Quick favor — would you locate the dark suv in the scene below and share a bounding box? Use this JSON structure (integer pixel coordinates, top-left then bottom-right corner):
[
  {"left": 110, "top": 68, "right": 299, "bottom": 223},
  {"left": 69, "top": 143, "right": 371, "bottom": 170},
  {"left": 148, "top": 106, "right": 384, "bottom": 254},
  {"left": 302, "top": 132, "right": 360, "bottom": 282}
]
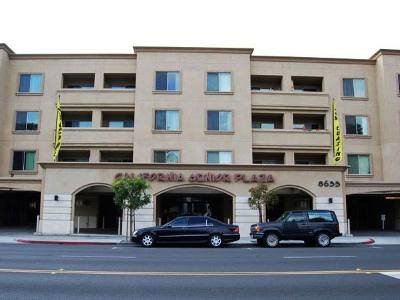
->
[{"left": 250, "top": 210, "right": 341, "bottom": 247}]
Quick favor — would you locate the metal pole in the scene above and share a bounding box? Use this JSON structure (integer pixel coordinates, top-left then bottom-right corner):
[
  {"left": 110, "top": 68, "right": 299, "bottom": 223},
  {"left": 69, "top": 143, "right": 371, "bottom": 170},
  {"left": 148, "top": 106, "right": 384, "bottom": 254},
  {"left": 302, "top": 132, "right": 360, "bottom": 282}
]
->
[
  {"left": 126, "top": 209, "right": 129, "bottom": 241},
  {"left": 347, "top": 218, "right": 351, "bottom": 236},
  {"left": 118, "top": 217, "right": 121, "bottom": 235},
  {"left": 102, "top": 216, "right": 105, "bottom": 230},
  {"left": 158, "top": 217, "right": 162, "bottom": 226},
  {"left": 227, "top": 218, "right": 230, "bottom": 225},
  {"left": 36, "top": 215, "right": 40, "bottom": 234},
  {"left": 77, "top": 216, "right": 80, "bottom": 234}
]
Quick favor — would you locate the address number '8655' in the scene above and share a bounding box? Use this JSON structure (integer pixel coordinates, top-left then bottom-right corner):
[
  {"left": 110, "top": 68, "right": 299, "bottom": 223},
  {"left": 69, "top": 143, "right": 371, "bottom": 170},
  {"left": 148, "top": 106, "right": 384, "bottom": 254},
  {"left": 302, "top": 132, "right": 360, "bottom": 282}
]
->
[{"left": 318, "top": 180, "right": 340, "bottom": 187}]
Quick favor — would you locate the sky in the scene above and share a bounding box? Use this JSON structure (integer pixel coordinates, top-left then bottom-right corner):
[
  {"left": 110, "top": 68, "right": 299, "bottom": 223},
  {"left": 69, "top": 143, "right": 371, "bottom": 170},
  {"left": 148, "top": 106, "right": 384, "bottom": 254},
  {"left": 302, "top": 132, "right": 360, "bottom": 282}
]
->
[{"left": 0, "top": 0, "right": 398, "bottom": 58}]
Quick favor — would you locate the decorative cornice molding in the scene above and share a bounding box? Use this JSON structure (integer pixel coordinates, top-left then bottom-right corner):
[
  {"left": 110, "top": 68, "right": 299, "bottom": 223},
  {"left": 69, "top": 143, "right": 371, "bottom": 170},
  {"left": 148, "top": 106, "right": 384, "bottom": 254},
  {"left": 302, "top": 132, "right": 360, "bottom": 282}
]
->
[
  {"left": 39, "top": 162, "right": 346, "bottom": 172},
  {"left": 133, "top": 46, "right": 254, "bottom": 55},
  {"left": 370, "top": 49, "right": 400, "bottom": 60},
  {"left": 10, "top": 53, "right": 136, "bottom": 60},
  {"left": 0, "top": 43, "right": 14, "bottom": 55},
  {"left": 251, "top": 55, "right": 375, "bottom": 65}
]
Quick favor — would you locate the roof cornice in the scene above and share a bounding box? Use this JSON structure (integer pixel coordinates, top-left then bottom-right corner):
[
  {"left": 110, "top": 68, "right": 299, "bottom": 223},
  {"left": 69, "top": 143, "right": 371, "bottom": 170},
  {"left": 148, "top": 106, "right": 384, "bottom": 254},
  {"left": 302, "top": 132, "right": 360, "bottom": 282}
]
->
[
  {"left": 370, "top": 49, "right": 400, "bottom": 60},
  {"left": 251, "top": 55, "right": 375, "bottom": 65},
  {"left": 0, "top": 43, "right": 15, "bottom": 55},
  {"left": 9, "top": 53, "right": 136, "bottom": 60},
  {"left": 133, "top": 46, "right": 254, "bottom": 55}
]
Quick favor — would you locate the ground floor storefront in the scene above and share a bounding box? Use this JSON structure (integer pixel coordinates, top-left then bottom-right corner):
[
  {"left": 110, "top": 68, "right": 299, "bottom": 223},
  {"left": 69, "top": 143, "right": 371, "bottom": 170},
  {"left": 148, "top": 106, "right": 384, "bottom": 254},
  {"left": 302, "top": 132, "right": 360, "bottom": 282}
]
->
[{"left": 34, "top": 163, "right": 347, "bottom": 235}]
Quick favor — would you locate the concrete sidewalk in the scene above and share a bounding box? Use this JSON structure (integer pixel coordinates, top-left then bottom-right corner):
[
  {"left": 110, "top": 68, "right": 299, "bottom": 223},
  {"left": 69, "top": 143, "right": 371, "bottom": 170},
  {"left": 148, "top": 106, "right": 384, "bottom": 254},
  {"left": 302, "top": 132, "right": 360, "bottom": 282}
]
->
[{"left": 0, "top": 233, "right": 399, "bottom": 245}]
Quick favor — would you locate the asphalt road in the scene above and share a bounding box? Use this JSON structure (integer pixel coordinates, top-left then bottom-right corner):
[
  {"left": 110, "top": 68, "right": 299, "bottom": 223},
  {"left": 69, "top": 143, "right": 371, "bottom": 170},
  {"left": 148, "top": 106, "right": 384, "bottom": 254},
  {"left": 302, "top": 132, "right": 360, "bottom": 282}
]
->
[{"left": 0, "top": 243, "right": 399, "bottom": 299}]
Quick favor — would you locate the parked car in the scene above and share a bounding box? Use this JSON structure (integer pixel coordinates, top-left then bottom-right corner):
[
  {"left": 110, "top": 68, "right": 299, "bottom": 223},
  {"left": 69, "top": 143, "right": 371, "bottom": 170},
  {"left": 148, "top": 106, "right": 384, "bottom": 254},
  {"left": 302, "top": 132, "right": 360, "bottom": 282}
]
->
[
  {"left": 132, "top": 216, "right": 240, "bottom": 247},
  {"left": 250, "top": 210, "right": 341, "bottom": 247}
]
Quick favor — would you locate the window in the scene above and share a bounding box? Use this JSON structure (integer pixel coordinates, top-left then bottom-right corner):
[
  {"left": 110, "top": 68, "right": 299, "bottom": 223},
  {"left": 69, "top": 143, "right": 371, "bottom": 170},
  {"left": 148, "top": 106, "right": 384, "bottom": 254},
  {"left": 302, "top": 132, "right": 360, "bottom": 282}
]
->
[
  {"left": 294, "top": 153, "right": 326, "bottom": 165},
  {"left": 154, "top": 150, "right": 180, "bottom": 163},
  {"left": 15, "top": 112, "right": 39, "bottom": 131},
  {"left": 12, "top": 151, "right": 36, "bottom": 171},
  {"left": 58, "top": 150, "right": 90, "bottom": 162},
  {"left": 307, "top": 211, "right": 334, "bottom": 223},
  {"left": 154, "top": 110, "right": 180, "bottom": 131},
  {"left": 252, "top": 114, "right": 283, "bottom": 129},
  {"left": 18, "top": 74, "right": 43, "bottom": 93},
  {"left": 253, "top": 153, "right": 284, "bottom": 164},
  {"left": 207, "top": 151, "right": 232, "bottom": 164},
  {"left": 348, "top": 154, "right": 371, "bottom": 175},
  {"left": 343, "top": 79, "right": 366, "bottom": 98},
  {"left": 155, "top": 71, "right": 180, "bottom": 91},
  {"left": 207, "top": 72, "right": 231, "bottom": 92},
  {"left": 207, "top": 111, "right": 232, "bottom": 131},
  {"left": 62, "top": 74, "right": 95, "bottom": 89},
  {"left": 63, "top": 112, "right": 92, "bottom": 128},
  {"left": 170, "top": 217, "right": 187, "bottom": 227},
  {"left": 345, "top": 116, "right": 368, "bottom": 135},
  {"left": 286, "top": 212, "right": 306, "bottom": 222},
  {"left": 188, "top": 217, "right": 207, "bottom": 226}
]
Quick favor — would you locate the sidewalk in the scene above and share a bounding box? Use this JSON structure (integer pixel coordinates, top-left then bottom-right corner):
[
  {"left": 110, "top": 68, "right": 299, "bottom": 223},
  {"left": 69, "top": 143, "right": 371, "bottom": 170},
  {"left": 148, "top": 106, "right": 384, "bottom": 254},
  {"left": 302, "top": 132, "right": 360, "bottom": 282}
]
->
[{"left": 0, "top": 233, "right": 399, "bottom": 246}]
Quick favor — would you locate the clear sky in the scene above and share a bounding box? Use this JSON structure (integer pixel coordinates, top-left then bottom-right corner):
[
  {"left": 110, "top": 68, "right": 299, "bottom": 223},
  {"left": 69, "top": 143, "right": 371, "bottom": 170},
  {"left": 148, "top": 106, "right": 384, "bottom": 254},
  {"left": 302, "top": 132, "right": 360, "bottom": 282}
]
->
[{"left": 1, "top": 0, "right": 398, "bottom": 58}]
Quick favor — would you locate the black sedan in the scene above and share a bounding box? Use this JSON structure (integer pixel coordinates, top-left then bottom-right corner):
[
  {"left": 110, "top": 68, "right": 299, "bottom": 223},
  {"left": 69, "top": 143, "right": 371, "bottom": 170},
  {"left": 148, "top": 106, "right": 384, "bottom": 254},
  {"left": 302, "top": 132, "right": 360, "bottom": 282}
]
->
[{"left": 132, "top": 216, "right": 240, "bottom": 247}]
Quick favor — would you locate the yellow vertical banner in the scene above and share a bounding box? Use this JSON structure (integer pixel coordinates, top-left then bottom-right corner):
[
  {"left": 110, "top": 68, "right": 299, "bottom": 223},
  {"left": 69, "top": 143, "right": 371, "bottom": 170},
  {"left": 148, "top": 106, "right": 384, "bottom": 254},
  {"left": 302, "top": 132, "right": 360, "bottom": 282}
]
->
[
  {"left": 332, "top": 98, "right": 343, "bottom": 164},
  {"left": 52, "top": 95, "right": 63, "bottom": 161}
]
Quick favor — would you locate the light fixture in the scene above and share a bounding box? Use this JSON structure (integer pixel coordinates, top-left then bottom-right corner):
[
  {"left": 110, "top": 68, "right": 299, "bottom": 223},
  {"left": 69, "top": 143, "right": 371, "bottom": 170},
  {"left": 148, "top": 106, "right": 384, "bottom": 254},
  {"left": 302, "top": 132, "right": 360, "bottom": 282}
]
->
[
  {"left": 328, "top": 197, "right": 333, "bottom": 204},
  {"left": 54, "top": 195, "right": 59, "bottom": 201}
]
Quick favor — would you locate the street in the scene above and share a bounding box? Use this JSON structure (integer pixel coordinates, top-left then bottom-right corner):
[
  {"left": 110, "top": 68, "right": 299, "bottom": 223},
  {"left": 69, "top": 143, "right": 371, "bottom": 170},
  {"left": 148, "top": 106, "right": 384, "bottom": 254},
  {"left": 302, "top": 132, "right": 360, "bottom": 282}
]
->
[{"left": 0, "top": 243, "right": 399, "bottom": 299}]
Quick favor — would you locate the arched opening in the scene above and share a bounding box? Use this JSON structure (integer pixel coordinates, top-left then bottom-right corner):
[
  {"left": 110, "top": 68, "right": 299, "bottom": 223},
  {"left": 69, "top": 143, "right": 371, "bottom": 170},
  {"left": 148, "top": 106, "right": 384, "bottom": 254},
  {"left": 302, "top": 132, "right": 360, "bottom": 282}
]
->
[
  {"left": 266, "top": 186, "right": 313, "bottom": 221},
  {"left": 156, "top": 185, "right": 233, "bottom": 225},
  {"left": 73, "top": 185, "right": 122, "bottom": 234},
  {"left": 0, "top": 189, "right": 40, "bottom": 232}
]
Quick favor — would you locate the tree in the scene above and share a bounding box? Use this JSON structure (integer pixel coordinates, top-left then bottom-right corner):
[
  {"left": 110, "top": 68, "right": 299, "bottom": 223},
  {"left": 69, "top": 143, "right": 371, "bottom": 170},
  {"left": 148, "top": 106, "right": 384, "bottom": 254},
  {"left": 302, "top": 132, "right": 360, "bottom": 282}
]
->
[
  {"left": 112, "top": 176, "right": 151, "bottom": 238},
  {"left": 248, "top": 183, "right": 278, "bottom": 223}
]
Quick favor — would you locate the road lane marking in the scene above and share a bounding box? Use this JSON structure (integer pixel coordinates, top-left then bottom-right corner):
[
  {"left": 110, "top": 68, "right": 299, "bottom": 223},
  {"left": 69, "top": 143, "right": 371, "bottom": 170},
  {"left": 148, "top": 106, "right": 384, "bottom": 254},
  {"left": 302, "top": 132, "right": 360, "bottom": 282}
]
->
[
  {"left": 0, "top": 268, "right": 398, "bottom": 277},
  {"left": 60, "top": 255, "right": 136, "bottom": 259},
  {"left": 380, "top": 272, "right": 400, "bottom": 280},
  {"left": 283, "top": 256, "right": 356, "bottom": 259}
]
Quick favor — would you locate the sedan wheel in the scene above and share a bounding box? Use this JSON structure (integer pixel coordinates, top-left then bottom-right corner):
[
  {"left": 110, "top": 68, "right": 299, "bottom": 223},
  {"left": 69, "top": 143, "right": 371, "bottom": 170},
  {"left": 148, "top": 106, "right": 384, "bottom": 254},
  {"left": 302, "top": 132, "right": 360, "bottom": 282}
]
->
[
  {"left": 316, "top": 233, "right": 331, "bottom": 247},
  {"left": 141, "top": 234, "right": 154, "bottom": 247},
  {"left": 265, "top": 233, "right": 279, "bottom": 248},
  {"left": 209, "top": 234, "right": 223, "bottom": 248}
]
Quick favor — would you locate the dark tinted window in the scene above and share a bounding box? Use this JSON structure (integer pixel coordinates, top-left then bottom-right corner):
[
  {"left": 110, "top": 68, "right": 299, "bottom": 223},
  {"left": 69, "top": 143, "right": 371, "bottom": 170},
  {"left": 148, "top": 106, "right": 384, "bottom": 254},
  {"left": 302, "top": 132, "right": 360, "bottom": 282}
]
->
[
  {"left": 286, "top": 212, "right": 306, "bottom": 222},
  {"left": 188, "top": 217, "right": 207, "bottom": 226},
  {"left": 307, "top": 211, "right": 334, "bottom": 222},
  {"left": 170, "top": 217, "right": 187, "bottom": 227},
  {"left": 206, "top": 218, "right": 224, "bottom": 226}
]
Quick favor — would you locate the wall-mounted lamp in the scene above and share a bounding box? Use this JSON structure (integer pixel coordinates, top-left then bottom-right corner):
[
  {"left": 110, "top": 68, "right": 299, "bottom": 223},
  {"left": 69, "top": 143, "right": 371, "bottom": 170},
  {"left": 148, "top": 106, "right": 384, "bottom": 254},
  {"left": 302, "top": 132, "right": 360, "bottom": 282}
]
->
[
  {"left": 328, "top": 197, "right": 333, "bottom": 204},
  {"left": 54, "top": 195, "right": 59, "bottom": 201}
]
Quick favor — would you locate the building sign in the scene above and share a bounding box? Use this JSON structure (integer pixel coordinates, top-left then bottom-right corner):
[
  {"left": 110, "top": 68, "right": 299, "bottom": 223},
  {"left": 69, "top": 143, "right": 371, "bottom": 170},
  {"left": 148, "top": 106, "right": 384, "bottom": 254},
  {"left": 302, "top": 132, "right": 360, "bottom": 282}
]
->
[{"left": 114, "top": 172, "right": 274, "bottom": 184}]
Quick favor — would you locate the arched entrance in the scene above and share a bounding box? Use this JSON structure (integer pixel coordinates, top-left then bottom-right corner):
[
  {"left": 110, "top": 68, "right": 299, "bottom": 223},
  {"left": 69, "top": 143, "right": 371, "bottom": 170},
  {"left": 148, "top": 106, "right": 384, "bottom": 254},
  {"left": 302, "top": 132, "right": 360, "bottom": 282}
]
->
[
  {"left": 266, "top": 186, "right": 313, "bottom": 221},
  {"left": 0, "top": 190, "right": 40, "bottom": 231},
  {"left": 73, "top": 185, "right": 122, "bottom": 234},
  {"left": 155, "top": 185, "right": 233, "bottom": 225}
]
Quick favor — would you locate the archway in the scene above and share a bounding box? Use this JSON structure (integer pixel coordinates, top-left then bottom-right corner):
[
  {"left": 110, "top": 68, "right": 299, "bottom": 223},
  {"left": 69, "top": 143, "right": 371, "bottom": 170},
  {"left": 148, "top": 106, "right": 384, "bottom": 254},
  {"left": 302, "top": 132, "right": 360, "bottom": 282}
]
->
[
  {"left": 0, "top": 190, "right": 40, "bottom": 232},
  {"left": 266, "top": 186, "right": 313, "bottom": 221},
  {"left": 73, "top": 184, "right": 122, "bottom": 234},
  {"left": 155, "top": 185, "right": 233, "bottom": 225}
]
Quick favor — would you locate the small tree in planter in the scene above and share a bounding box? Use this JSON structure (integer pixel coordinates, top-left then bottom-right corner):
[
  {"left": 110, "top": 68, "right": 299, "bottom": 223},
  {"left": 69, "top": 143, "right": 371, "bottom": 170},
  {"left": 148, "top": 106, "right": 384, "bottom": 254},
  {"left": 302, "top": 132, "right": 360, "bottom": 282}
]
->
[
  {"left": 112, "top": 176, "right": 151, "bottom": 238},
  {"left": 248, "top": 183, "right": 278, "bottom": 223}
]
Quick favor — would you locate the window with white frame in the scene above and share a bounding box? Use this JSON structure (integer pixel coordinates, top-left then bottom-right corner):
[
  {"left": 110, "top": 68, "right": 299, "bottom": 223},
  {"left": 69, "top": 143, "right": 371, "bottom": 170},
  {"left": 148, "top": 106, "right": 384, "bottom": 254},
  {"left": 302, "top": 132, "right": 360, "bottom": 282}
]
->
[
  {"left": 207, "top": 151, "right": 232, "bottom": 164},
  {"left": 207, "top": 72, "right": 231, "bottom": 92},
  {"left": 207, "top": 111, "right": 232, "bottom": 131},
  {"left": 154, "top": 110, "right": 180, "bottom": 131},
  {"left": 155, "top": 71, "right": 181, "bottom": 91},
  {"left": 345, "top": 116, "right": 369, "bottom": 135},
  {"left": 18, "top": 74, "right": 43, "bottom": 93},
  {"left": 348, "top": 154, "right": 371, "bottom": 175},
  {"left": 154, "top": 150, "right": 180, "bottom": 163},
  {"left": 343, "top": 78, "right": 366, "bottom": 98}
]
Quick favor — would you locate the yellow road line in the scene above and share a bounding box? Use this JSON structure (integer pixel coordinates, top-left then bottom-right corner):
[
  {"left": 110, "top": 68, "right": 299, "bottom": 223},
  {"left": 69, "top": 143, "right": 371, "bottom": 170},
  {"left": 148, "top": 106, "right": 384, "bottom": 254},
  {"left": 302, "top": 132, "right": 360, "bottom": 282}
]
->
[{"left": 0, "top": 268, "right": 399, "bottom": 276}]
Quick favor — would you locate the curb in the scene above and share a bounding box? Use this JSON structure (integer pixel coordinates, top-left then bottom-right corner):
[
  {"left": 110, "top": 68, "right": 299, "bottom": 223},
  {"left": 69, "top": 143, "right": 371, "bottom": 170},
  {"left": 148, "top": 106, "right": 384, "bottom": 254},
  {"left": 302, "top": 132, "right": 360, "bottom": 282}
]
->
[{"left": 16, "top": 239, "right": 119, "bottom": 245}]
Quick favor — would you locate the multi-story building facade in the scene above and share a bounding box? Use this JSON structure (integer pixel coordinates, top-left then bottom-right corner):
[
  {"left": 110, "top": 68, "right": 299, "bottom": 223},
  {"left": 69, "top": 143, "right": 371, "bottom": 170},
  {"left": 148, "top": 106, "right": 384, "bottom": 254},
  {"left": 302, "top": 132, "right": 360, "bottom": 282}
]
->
[{"left": 0, "top": 43, "right": 399, "bottom": 235}]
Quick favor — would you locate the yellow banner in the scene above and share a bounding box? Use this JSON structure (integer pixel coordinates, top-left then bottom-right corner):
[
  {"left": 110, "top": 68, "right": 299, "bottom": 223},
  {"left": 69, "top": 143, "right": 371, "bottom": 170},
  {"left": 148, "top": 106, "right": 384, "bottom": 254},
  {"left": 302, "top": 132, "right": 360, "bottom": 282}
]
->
[
  {"left": 332, "top": 99, "right": 343, "bottom": 164},
  {"left": 52, "top": 96, "right": 63, "bottom": 161}
]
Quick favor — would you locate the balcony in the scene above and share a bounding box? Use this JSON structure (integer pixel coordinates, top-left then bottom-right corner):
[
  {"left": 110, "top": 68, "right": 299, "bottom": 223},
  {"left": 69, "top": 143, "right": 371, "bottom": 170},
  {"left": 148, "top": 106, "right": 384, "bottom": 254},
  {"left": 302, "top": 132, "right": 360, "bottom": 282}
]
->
[
  {"left": 253, "top": 152, "right": 285, "bottom": 164},
  {"left": 252, "top": 113, "right": 283, "bottom": 129},
  {"left": 104, "top": 73, "right": 136, "bottom": 89},
  {"left": 61, "top": 128, "right": 134, "bottom": 147},
  {"left": 100, "top": 151, "right": 133, "bottom": 162},
  {"left": 293, "top": 114, "right": 325, "bottom": 130},
  {"left": 291, "top": 76, "right": 323, "bottom": 92},
  {"left": 251, "top": 75, "right": 282, "bottom": 92},
  {"left": 58, "top": 150, "right": 90, "bottom": 162},
  {"left": 251, "top": 91, "right": 329, "bottom": 110},
  {"left": 63, "top": 73, "right": 95, "bottom": 89},
  {"left": 252, "top": 129, "right": 331, "bottom": 149},
  {"left": 102, "top": 111, "right": 134, "bottom": 128},
  {"left": 295, "top": 153, "right": 327, "bottom": 165},
  {"left": 58, "top": 89, "right": 135, "bottom": 107}
]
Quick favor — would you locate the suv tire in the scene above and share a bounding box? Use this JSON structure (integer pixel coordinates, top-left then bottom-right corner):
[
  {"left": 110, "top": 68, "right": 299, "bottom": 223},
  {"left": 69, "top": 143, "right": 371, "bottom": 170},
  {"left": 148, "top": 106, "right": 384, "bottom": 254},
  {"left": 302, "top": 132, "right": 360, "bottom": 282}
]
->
[
  {"left": 316, "top": 232, "right": 331, "bottom": 247},
  {"left": 264, "top": 232, "right": 279, "bottom": 248}
]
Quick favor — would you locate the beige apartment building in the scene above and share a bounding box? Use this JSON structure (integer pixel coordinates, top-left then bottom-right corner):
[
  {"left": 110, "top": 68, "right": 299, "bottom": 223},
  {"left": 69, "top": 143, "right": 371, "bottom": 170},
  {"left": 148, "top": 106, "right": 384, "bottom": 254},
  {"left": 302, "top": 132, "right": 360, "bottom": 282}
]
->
[{"left": 0, "top": 43, "right": 400, "bottom": 236}]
